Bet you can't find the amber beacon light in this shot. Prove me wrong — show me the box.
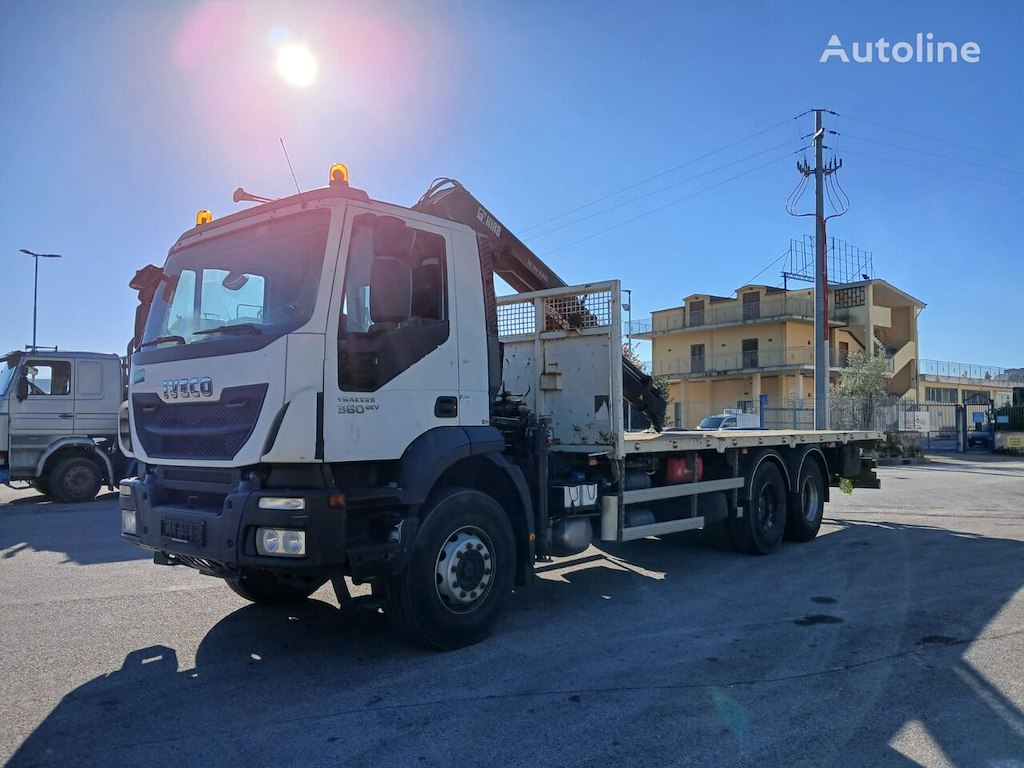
[195,209,213,225]
[329,163,349,186]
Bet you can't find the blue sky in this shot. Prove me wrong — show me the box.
[1,1,1020,369]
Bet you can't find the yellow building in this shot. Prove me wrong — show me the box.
[918,362,1022,407]
[632,279,926,428]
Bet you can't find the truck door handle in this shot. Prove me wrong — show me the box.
[434,396,458,418]
[59,413,73,419]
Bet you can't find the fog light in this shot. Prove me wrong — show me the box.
[258,497,306,510]
[282,531,304,555]
[256,528,305,557]
[122,509,137,535]
[260,529,280,554]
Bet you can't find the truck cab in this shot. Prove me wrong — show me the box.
[0,349,127,502]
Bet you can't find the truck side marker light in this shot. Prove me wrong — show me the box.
[328,493,346,508]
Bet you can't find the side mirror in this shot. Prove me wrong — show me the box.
[16,375,29,402]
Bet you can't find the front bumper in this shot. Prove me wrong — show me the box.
[120,474,409,580]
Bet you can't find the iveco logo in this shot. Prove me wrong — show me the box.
[162,377,214,399]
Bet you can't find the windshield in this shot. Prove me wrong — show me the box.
[0,356,18,398]
[697,416,727,430]
[142,210,331,346]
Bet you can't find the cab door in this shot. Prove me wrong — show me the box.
[324,206,461,461]
[7,358,75,474]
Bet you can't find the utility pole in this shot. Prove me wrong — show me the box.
[796,111,841,430]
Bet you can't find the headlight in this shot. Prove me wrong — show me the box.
[256,527,306,557]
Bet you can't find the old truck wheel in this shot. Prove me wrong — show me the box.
[786,459,825,542]
[730,460,787,555]
[225,570,323,604]
[50,457,102,504]
[386,487,515,650]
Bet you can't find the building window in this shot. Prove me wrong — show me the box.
[690,344,705,374]
[834,286,866,308]
[688,300,705,327]
[924,386,957,404]
[962,389,991,405]
[742,338,758,369]
[742,291,760,320]
[837,341,849,368]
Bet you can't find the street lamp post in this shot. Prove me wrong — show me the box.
[18,249,62,350]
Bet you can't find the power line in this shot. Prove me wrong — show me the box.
[520,115,804,234]
[541,150,799,257]
[528,138,800,241]
[842,113,1024,164]
[841,133,1023,175]
[841,149,1024,191]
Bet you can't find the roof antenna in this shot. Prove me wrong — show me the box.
[280,138,306,208]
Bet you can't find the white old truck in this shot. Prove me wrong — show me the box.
[0,349,131,502]
[119,168,880,648]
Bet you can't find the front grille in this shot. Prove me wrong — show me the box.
[134,384,268,460]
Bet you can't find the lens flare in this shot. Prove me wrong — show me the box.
[276,43,318,87]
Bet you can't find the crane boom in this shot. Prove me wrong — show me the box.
[413,178,667,430]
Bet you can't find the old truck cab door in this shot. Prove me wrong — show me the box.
[7,357,75,474]
[324,207,462,461]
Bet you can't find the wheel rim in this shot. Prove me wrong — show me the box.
[757,483,780,532]
[63,464,96,499]
[801,475,821,523]
[435,526,494,614]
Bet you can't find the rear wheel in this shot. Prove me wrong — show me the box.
[785,459,825,542]
[386,487,515,650]
[225,569,323,604]
[50,457,102,504]
[728,460,787,555]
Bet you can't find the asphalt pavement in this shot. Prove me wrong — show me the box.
[2,454,1023,767]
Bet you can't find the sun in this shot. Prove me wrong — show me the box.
[276,43,318,88]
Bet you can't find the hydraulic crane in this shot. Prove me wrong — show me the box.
[413,178,667,430]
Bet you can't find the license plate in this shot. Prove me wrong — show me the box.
[161,518,205,545]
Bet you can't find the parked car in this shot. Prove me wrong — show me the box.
[968,428,993,448]
[696,410,761,430]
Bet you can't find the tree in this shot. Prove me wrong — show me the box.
[830,347,890,429]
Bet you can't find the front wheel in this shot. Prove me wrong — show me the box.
[50,457,102,504]
[386,487,515,650]
[225,570,323,604]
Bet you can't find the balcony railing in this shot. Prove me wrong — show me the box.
[919,359,1022,382]
[630,298,849,336]
[655,346,893,377]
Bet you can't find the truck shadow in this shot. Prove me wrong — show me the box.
[0,494,150,565]
[8,519,1024,767]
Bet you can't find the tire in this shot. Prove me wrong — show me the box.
[386,487,515,650]
[786,459,825,542]
[50,457,103,504]
[225,570,323,604]
[728,459,787,555]
[31,478,51,497]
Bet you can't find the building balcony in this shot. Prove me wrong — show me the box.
[630,298,849,337]
[655,346,893,378]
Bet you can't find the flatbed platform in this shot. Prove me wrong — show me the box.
[623,429,884,454]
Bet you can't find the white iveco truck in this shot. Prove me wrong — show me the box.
[120,166,880,649]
